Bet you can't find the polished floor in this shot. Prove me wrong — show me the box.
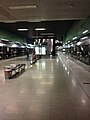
[0,53,90,120]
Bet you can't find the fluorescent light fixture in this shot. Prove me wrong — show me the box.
[82,30,88,34]
[73,37,77,40]
[17,28,29,31]
[1,39,9,41]
[9,5,37,9]
[81,36,88,40]
[35,28,46,31]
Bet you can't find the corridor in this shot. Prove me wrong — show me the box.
[0,53,90,120]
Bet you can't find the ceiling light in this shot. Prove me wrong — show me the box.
[82,30,88,34]
[81,36,88,40]
[17,29,29,31]
[9,5,37,9]
[73,37,77,40]
[35,28,46,31]
[1,39,9,41]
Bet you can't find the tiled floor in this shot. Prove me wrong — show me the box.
[0,54,90,120]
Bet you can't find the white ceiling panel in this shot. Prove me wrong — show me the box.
[0,0,40,6]
[0,0,89,22]
[0,14,9,21]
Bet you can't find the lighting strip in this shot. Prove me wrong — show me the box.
[9,5,37,9]
[73,37,77,40]
[17,29,29,31]
[1,39,9,41]
[82,30,88,34]
[81,36,88,40]
[35,28,46,31]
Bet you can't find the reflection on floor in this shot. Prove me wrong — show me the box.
[0,53,90,120]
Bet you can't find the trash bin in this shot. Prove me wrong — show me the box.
[4,66,12,79]
[4,70,11,79]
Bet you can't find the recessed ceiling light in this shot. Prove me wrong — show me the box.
[35,28,46,31]
[17,29,29,31]
[9,5,37,10]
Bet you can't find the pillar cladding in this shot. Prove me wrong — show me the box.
[47,39,51,56]
[52,38,55,56]
[45,38,55,56]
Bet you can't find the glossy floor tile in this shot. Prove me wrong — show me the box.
[0,54,90,120]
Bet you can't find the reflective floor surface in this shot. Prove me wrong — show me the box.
[0,53,90,120]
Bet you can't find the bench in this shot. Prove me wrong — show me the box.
[4,64,26,79]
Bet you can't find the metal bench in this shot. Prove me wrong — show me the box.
[4,64,26,79]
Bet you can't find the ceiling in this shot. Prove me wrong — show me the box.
[0,0,90,43]
[0,0,90,22]
[0,21,75,43]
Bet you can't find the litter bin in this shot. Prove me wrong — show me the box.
[4,70,11,79]
[4,66,12,79]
